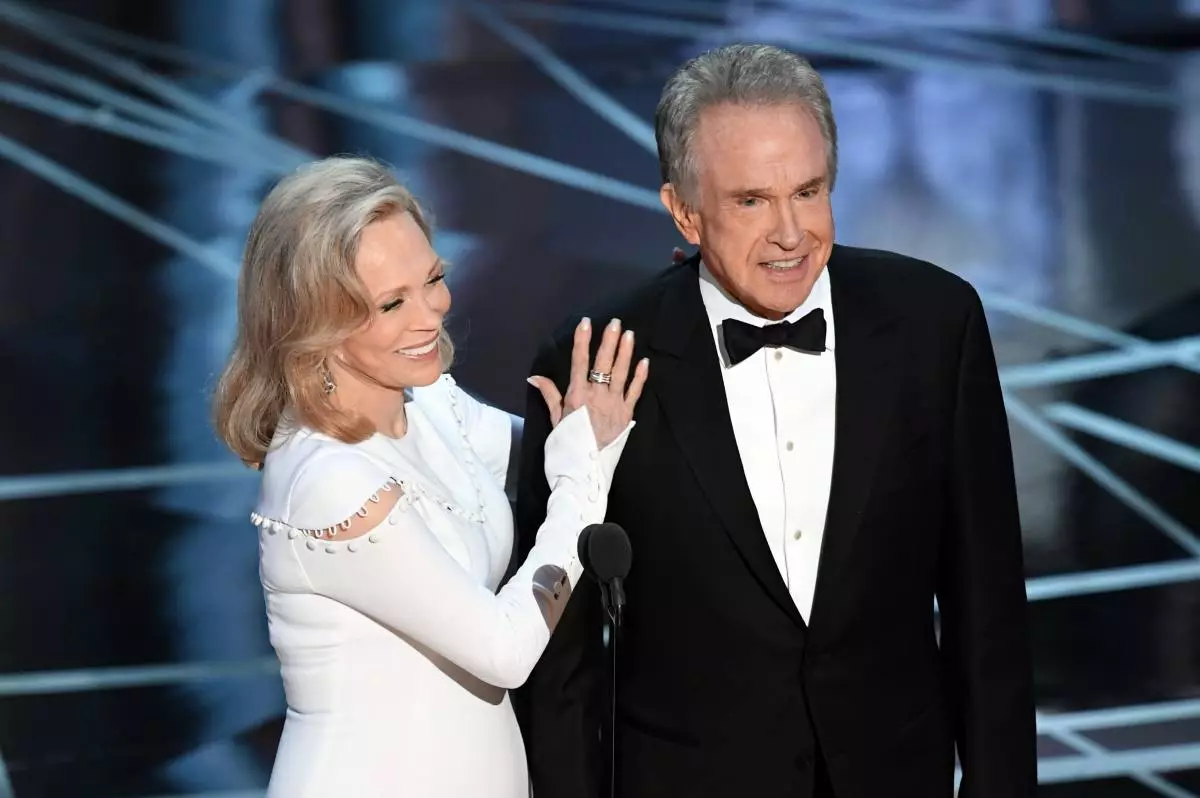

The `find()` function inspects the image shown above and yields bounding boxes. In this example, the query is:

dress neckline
[362,386,488,528]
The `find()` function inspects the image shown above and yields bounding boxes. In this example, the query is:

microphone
[578,522,631,798]
[578,522,632,627]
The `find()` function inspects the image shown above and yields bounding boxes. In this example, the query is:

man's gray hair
[655,43,838,205]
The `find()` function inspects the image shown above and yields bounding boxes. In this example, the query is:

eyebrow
[729,176,826,197]
[371,258,446,303]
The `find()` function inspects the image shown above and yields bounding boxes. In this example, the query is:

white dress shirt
[698,264,837,623]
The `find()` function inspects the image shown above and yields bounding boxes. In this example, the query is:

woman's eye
[380,298,402,313]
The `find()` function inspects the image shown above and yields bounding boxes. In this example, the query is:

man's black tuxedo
[514,245,1036,797]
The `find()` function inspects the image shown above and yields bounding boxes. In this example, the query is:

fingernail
[526,377,539,387]
[623,329,633,340]
[580,317,591,330]
[609,318,621,331]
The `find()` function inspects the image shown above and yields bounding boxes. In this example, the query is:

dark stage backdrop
[0,1,1198,796]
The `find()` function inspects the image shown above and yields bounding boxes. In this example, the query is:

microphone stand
[580,523,630,798]
[600,582,623,798]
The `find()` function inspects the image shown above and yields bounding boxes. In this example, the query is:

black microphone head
[577,522,632,582]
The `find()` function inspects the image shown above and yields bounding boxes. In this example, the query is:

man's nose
[768,204,803,250]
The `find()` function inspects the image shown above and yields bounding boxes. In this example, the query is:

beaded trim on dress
[250,375,492,540]
[251,477,405,540]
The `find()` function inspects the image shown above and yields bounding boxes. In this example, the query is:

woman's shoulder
[257,421,394,528]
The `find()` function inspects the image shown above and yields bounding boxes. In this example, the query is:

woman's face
[335,211,450,390]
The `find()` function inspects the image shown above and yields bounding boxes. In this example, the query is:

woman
[213,155,648,797]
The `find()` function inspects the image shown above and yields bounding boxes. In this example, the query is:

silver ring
[588,370,612,385]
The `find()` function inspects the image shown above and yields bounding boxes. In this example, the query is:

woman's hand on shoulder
[528,317,648,449]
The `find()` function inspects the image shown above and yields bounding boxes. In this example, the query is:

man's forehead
[697,135,825,188]
[695,107,822,156]
[695,101,815,131]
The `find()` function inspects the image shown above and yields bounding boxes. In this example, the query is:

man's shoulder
[831,244,979,316]
[833,244,973,293]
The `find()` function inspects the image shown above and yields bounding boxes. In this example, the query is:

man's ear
[660,184,700,246]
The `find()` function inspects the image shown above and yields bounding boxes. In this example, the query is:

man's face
[661,102,835,320]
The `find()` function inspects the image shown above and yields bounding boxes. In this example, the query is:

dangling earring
[320,360,336,395]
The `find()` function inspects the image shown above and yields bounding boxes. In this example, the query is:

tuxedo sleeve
[514,336,607,798]
[938,288,1038,797]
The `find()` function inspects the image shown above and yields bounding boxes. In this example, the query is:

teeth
[399,339,437,357]
[764,257,804,270]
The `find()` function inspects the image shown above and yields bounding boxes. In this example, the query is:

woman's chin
[399,362,444,388]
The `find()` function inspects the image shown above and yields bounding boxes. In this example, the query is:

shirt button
[774,350,783,361]
[785,441,794,451]
[792,529,803,541]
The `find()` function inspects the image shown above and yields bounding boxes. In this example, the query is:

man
[515,43,1036,797]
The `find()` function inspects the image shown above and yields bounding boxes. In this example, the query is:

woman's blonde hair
[213,155,454,467]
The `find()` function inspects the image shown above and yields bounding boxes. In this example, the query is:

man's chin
[755,285,817,318]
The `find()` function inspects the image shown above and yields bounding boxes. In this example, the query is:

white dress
[250,374,631,797]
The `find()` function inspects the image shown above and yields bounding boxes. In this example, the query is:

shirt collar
[697,260,836,353]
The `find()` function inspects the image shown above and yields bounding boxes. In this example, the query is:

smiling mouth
[761,254,808,271]
[397,337,439,358]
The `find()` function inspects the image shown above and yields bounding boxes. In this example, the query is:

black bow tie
[722,309,827,365]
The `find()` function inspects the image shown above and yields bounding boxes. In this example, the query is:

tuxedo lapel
[649,257,805,628]
[809,249,904,633]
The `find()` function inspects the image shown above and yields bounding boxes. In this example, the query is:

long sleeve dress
[250,374,631,797]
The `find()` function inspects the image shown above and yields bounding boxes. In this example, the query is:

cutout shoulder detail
[253,476,489,550]
[253,477,408,542]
